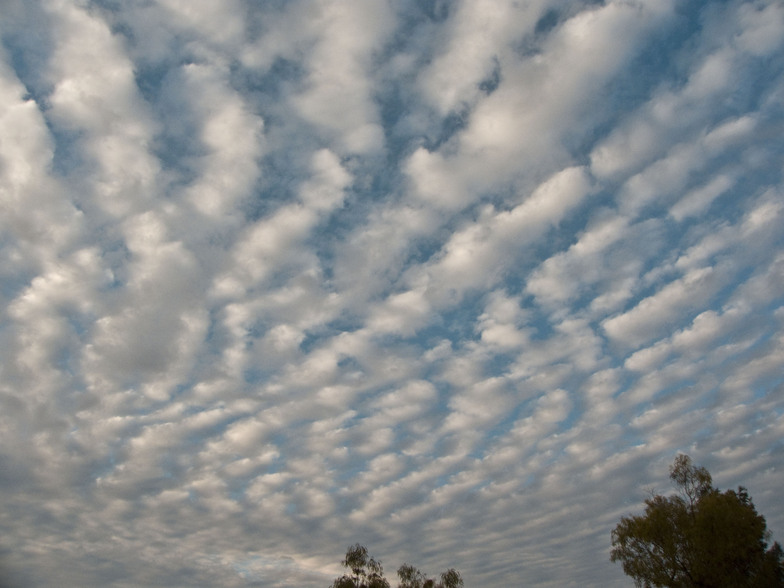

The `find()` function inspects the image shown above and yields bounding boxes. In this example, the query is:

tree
[331,544,390,588]
[437,568,464,588]
[397,563,427,588]
[611,455,784,588]
[396,563,463,588]
[330,545,463,588]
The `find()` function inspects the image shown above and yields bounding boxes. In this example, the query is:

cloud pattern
[1,1,783,586]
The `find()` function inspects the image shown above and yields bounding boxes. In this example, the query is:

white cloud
[405,147,471,211]
[417,0,539,115]
[420,166,593,305]
[735,1,784,56]
[455,0,675,184]
[7,248,106,384]
[669,174,735,221]
[602,265,730,349]
[211,148,349,298]
[46,0,160,219]
[476,291,529,350]
[175,62,266,218]
[590,0,780,184]
[157,0,246,50]
[0,50,83,262]
[526,213,630,308]
[2,1,784,587]
[293,0,396,155]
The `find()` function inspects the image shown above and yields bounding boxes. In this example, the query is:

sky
[0,0,783,586]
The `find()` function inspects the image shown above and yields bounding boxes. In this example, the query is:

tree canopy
[611,455,784,588]
[331,544,390,588]
[330,544,463,588]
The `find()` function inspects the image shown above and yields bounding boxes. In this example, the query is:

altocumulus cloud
[1,1,783,587]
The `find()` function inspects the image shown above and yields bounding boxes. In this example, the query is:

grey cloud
[2,1,784,587]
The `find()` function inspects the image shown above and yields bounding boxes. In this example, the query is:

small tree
[438,568,463,588]
[396,564,463,588]
[611,455,784,587]
[397,563,427,588]
[331,544,390,588]
[331,546,463,588]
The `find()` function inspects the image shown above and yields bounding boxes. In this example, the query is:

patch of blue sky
[545,192,608,246]
[412,0,452,23]
[301,202,385,274]
[51,354,85,388]
[238,124,306,217]
[135,68,213,186]
[298,320,364,357]
[728,60,784,115]
[477,57,503,97]
[35,120,88,178]
[240,368,275,392]
[372,43,470,153]
[332,462,371,490]
[606,3,704,105]
[92,7,138,56]
[377,95,433,161]
[372,105,411,159]
[420,107,472,154]
[240,0,290,40]
[482,351,523,382]
[0,259,37,304]
[414,293,487,343]
[517,302,560,342]
[201,306,232,352]
[233,54,307,105]
[86,0,124,15]
[0,5,55,97]
[534,7,563,37]
[514,6,564,58]
[376,1,450,64]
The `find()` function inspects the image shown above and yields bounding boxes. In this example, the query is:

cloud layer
[1,1,783,586]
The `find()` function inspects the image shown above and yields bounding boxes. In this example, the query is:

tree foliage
[436,568,464,588]
[396,563,427,588]
[331,545,463,588]
[611,455,784,588]
[331,544,390,588]
[396,564,463,588]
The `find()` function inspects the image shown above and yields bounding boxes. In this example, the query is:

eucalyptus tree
[330,545,463,588]
[397,564,463,588]
[611,455,784,587]
[331,544,390,588]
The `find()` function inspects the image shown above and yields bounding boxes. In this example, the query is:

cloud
[602,265,727,349]
[417,165,594,305]
[417,0,530,116]
[292,0,396,155]
[2,1,784,587]
[179,62,266,218]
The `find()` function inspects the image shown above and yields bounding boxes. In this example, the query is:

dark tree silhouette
[330,545,463,588]
[331,544,390,588]
[396,563,463,588]
[611,455,784,587]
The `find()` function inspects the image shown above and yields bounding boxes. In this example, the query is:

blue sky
[1,1,783,586]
